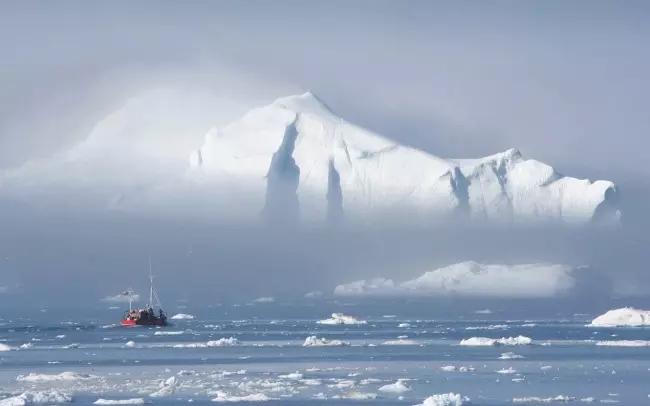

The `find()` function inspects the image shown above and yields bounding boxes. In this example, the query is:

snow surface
[0,91,620,224]
[414,393,471,406]
[589,307,650,327]
[316,313,367,325]
[459,336,532,346]
[334,261,577,298]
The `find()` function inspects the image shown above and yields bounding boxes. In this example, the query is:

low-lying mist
[0,201,647,310]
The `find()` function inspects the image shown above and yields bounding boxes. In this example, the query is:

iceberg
[0,92,620,225]
[316,313,367,325]
[589,307,650,327]
[335,261,577,298]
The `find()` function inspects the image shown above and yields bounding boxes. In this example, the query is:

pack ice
[0,91,620,224]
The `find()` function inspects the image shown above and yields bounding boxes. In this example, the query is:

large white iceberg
[589,307,650,327]
[0,91,620,224]
[335,261,577,298]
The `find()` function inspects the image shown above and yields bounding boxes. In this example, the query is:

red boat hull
[120,318,167,327]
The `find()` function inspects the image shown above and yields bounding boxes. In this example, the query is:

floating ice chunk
[497,367,517,374]
[170,313,195,320]
[305,291,323,298]
[154,331,184,335]
[252,297,275,303]
[465,324,508,330]
[149,376,176,397]
[0,343,14,351]
[19,343,33,350]
[211,391,272,402]
[459,336,532,346]
[124,341,136,348]
[596,340,650,347]
[172,338,240,348]
[589,308,650,327]
[317,313,367,325]
[303,336,349,347]
[16,372,97,382]
[475,309,492,314]
[382,339,419,345]
[207,338,240,347]
[333,392,378,400]
[398,323,411,328]
[378,380,412,393]
[500,352,525,359]
[440,366,475,372]
[278,372,303,380]
[93,399,146,405]
[56,335,66,339]
[0,390,73,405]
[512,395,576,402]
[414,393,471,406]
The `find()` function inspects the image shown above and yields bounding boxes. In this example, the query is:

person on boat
[159,309,164,319]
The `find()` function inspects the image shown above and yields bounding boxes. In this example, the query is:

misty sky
[1,1,649,178]
[0,1,649,307]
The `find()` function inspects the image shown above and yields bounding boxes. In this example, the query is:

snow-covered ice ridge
[0,91,620,224]
[334,261,577,298]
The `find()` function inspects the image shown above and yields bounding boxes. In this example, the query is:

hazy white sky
[0,1,648,179]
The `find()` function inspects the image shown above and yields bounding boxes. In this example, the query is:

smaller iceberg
[317,313,367,325]
[589,307,650,327]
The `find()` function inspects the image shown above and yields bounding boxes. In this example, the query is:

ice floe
[500,352,525,359]
[596,340,650,347]
[211,391,273,402]
[0,390,73,405]
[589,307,650,327]
[153,331,185,335]
[170,313,195,320]
[16,372,97,382]
[414,393,471,406]
[93,399,146,405]
[303,336,349,347]
[378,379,412,393]
[317,313,366,325]
[440,365,475,372]
[459,336,532,346]
[0,343,14,351]
[382,339,419,345]
[172,338,240,348]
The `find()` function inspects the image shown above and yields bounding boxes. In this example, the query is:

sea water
[0,298,649,405]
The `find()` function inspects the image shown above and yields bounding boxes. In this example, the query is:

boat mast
[128,286,133,312]
[148,254,154,309]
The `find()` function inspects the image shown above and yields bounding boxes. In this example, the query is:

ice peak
[272,91,334,117]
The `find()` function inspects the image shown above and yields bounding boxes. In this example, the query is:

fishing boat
[120,256,168,327]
